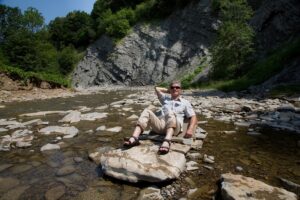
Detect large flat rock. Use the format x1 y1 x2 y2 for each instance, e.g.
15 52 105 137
100 144 186 183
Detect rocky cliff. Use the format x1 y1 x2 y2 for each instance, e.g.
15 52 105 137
72 0 300 88
72 0 217 87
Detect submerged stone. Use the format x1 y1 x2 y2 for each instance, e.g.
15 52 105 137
39 126 79 139
41 143 60 151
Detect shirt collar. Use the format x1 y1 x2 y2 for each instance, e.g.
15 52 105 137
171 96 182 101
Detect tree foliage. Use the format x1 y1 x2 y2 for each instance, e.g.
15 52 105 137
49 11 95 49
91 0 192 39
0 4 81 82
23 7 44 33
0 5 23 43
210 0 254 80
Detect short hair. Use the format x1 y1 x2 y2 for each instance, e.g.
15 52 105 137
169 80 181 88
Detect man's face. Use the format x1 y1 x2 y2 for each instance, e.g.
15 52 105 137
170 84 181 98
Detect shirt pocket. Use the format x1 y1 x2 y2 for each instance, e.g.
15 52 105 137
173 102 185 113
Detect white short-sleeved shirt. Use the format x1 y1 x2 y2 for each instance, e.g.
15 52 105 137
158 93 195 130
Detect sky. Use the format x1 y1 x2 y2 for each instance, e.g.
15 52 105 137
0 0 97 24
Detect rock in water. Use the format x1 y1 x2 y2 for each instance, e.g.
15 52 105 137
100 144 186 183
220 173 297 200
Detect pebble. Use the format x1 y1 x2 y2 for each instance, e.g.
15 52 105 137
0 177 20 193
45 185 66 200
187 152 202 160
56 166 76 177
236 166 243 172
185 177 196 188
203 154 215 164
247 131 261 136
186 161 199 171
96 126 106 131
0 164 13 172
10 164 32 174
73 157 84 163
106 126 122 132
203 165 214 170
0 185 29 200
223 130 236 135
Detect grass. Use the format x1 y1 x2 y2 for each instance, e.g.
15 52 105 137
0 63 70 87
194 37 300 92
269 84 300 97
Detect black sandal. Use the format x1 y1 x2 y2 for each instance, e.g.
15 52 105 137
123 136 140 147
158 139 171 154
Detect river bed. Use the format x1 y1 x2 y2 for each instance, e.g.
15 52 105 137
0 89 299 199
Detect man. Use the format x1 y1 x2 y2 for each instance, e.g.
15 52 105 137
124 80 197 154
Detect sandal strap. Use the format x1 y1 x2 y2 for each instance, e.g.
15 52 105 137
131 136 139 142
163 139 171 145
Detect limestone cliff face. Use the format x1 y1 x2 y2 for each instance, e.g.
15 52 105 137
72 0 300 88
72 0 217 87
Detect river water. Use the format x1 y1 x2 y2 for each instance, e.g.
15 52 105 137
0 90 299 199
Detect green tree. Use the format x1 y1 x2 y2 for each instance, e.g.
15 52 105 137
49 11 95 49
101 8 135 38
210 0 254 79
0 5 23 43
3 30 58 73
23 7 44 33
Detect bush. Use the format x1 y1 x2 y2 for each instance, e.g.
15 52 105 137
101 8 135 39
58 46 79 75
0 63 70 87
135 0 156 19
181 66 203 89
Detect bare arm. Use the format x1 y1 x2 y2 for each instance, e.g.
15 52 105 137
155 86 169 99
155 86 169 94
184 115 197 138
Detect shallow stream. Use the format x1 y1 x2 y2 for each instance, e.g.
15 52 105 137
0 90 299 199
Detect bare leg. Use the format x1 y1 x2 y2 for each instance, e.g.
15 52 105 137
159 127 174 152
126 125 142 144
165 127 174 140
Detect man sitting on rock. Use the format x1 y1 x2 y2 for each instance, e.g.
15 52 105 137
124 80 197 154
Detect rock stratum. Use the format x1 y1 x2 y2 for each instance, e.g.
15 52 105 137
72 0 300 88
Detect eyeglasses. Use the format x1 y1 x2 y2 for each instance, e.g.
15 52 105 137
170 86 181 89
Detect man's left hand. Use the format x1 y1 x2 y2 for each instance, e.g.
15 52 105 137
184 129 193 138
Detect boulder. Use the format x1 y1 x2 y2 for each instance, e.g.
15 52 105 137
100 144 186 183
220 173 297 200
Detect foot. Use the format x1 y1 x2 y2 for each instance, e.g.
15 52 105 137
123 136 140 147
158 139 171 154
